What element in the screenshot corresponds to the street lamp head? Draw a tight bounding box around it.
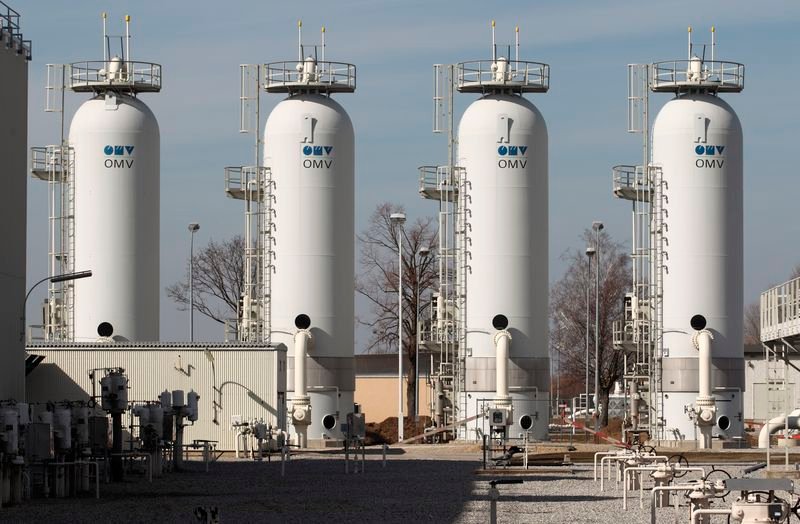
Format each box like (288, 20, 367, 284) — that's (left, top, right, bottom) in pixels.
(50, 270, 92, 283)
(418, 247, 430, 257)
(389, 212, 406, 224)
(592, 221, 604, 231)
(585, 246, 596, 257)
(188, 223, 200, 232)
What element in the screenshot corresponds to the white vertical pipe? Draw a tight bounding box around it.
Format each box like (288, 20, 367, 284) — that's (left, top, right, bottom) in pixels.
(494, 331, 511, 403)
(294, 330, 310, 398)
(515, 25, 519, 63)
(687, 26, 692, 59)
(696, 331, 712, 399)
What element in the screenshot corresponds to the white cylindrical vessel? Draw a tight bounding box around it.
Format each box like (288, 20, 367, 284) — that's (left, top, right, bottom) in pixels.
(459, 93, 550, 441)
(266, 94, 355, 443)
(654, 93, 743, 440)
(70, 94, 160, 342)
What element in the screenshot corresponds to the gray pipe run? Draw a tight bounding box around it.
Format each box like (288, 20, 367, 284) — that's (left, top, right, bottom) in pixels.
(758, 409, 800, 448)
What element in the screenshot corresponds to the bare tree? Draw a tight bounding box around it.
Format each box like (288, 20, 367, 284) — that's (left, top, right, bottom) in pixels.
(166, 236, 245, 325)
(550, 229, 630, 427)
(743, 301, 761, 346)
(356, 202, 438, 417)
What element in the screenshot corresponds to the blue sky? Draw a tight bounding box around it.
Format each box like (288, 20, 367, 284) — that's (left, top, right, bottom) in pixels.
(19, 0, 800, 345)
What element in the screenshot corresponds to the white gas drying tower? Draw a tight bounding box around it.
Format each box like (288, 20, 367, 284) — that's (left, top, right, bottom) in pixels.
(267, 24, 355, 446)
(653, 28, 745, 444)
(457, 24, 551, 441)
(225, 23, 356, 446)
(612, 28, 745, 445)
(31, 14, 162, 342)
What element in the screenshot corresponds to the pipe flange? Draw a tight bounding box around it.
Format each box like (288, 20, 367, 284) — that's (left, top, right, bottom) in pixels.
(692, 329, 714, 350)
(494, 330, 512, 345)
(695, 396, 715, 408)
(292, 397, 310, 407)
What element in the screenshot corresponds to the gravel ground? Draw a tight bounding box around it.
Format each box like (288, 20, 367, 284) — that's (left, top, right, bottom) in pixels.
(0, 445, 768, 523)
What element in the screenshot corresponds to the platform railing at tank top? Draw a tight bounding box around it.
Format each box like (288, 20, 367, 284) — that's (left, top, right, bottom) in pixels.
(455, 60, 549, 91)
(262, 61, 356, 91)
(67, 61, 162, 91)
(649, 60, 744, 92)
(0, 1, 31, 59)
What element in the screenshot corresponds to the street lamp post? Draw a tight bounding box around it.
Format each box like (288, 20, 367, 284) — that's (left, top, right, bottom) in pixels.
(585, 246, 595, 424)
(415, 247, 430, 422)
(592, 221, 604, 432)
(21, 270, 92, 342)
(188, 223, 200, 342)
(390, 212, 406, 442)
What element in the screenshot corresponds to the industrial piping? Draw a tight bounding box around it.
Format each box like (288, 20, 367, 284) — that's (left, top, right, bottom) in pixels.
(692, 322, 715, 449)
(494, 330, 512, 406)
(758, 409, 800, 448)
(291, 314, 313, 448)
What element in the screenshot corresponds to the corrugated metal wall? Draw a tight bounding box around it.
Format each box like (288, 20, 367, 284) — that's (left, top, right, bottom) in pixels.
(26, 347, 286, 450)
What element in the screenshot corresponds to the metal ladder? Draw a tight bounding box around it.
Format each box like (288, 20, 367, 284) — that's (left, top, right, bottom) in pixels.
(649, 164, 666, 439)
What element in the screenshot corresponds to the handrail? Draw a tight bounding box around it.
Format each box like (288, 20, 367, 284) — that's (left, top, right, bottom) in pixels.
(263, 60, 356, 92)
(761, 275, 800, 342)
(650, 60, 744, 92)
(456, 60, 549, 93)
(68, 61, 162, 92)
(0, 0, 31, 60)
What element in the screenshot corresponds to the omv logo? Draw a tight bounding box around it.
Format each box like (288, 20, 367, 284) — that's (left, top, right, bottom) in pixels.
(497, 144, 529, 169)
(103, 145, 135, 168)
(694, 145, 724, 156)
(104, 145, 135, 156)
(497, 145, 528, 156)
(302, 145, 334, 156)
(301, 145, 334, 169)
(694, 144, 726, 169)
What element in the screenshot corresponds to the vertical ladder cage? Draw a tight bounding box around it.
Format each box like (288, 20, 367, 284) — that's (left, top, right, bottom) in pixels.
(30, 64, 75, 342)
(612, 64, 666, 442)
(223, 64, 273, 344)
(418, 63, 469, 438)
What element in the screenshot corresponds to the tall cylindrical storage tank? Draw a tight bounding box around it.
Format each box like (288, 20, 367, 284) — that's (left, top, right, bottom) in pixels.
(264, 57, 356, 445)
(653, 63, 744, 440)
(458, 59, 551, 441)
(71, 93, 160, 341)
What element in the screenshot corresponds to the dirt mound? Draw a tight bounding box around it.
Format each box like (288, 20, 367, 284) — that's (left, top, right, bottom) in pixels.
(365, 416, 432, 446)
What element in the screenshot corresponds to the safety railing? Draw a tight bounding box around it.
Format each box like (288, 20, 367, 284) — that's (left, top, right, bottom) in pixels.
(68, 61, 162, 92)
(456, 60, 549, 93)
(650, 60, 744, 92)
(761, 276, 800, 343)
(612, 164, 651, 202)
(263, 61, 356, 92)
(0, 1, 31, 59)
(418, 165, 463, 201)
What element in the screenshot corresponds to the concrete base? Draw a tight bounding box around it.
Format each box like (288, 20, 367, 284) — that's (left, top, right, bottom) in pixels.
(766, 465, 800, 479)
(306, 438, 343, 449)
(653, 440, 699, 451)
